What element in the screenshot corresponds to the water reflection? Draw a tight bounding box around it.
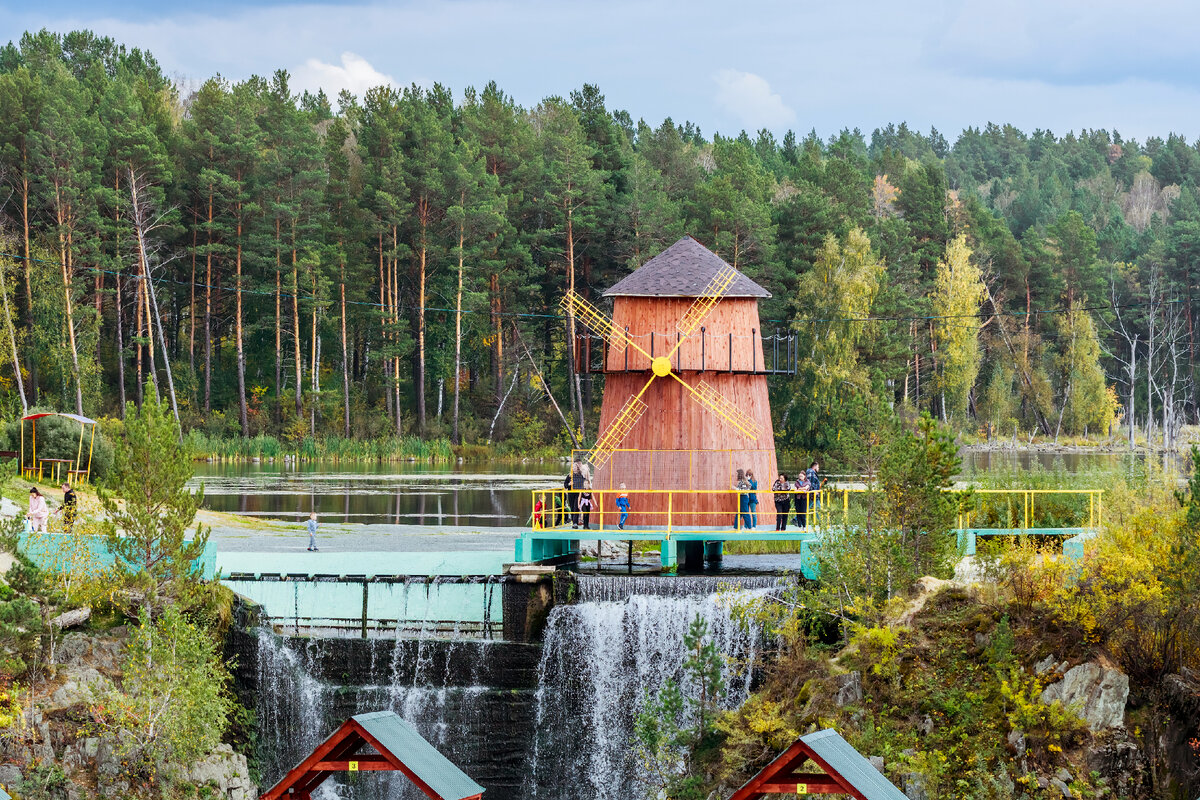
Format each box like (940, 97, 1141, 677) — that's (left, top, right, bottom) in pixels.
(191, 461, 563, 526)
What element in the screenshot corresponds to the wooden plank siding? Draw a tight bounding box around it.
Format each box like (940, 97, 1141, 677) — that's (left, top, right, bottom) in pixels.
(572, 286, 784, 526)
(604, 297, 770, 373)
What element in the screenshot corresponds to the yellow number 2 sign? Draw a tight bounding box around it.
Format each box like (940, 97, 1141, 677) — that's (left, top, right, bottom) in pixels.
(795, 785, 807, 795)
(348, 761, 359, 772)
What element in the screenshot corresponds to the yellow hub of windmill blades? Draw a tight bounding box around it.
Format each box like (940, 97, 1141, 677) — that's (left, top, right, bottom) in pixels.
(652, 356, 673, 377)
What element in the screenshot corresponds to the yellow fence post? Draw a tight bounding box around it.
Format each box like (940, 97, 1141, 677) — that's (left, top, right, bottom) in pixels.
(843, 489, 849, 529)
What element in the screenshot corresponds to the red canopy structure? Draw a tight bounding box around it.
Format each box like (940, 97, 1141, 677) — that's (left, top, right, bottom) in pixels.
(729, 729, 906, 799)
(19, 412, 99, 483)
(262, 711, 484, 800)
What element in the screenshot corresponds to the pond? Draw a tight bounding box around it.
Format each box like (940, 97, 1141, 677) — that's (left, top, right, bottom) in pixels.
(193, 449, 1153, 528)
(192, 460, 564, 527)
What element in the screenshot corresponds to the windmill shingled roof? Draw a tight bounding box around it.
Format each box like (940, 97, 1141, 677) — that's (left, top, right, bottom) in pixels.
(603, 236, 771, 298)
(353, 711, 484, 800)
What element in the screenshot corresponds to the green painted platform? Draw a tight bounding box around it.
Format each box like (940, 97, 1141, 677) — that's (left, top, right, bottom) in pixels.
(515, 528, 821, 575)
(956, 527, 1096, 556)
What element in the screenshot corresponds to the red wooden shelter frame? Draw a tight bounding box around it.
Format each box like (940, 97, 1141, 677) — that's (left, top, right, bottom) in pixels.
(262, 711, 484, 800)
(729, 729, 906, 799)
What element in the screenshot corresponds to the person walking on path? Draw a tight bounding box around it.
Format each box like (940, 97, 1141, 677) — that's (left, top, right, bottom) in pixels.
(772, 474, 790, 531)
(305, 512, 320, 551)
(734, 469, 752, 530)
(746, 469, 759, 529)
(616, 484, 630, 530)
(27, 488, 49, 533)
(58, 482, 77, 532)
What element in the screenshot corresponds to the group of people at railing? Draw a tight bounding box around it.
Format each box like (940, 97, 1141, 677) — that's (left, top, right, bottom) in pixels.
(533, 458, 827, 532)
(767, 461, 826, 531)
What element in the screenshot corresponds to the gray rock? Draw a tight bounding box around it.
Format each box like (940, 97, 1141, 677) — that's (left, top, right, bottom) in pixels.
(1055, 768, 1073, 784)
(1035, 654, 1057, 674)
(902, 773, 927, 800)
(46, 666, 111, 711)
(918, 714, 934, 735)
(189, 744, 257, 799)
(1040, 662, 1129, 730)
(1007, 729, 1026, 757)
(835, 671, 863, 706)
(1050, 777, 1073, 798)
(1085, 736, 1145, 795)
(0, 765, 21, 786)
(974, 632, 990, 648)
(82, 737, 99, 759)
(1036, 775, 1049, 789)
(869, 756, 885, 774)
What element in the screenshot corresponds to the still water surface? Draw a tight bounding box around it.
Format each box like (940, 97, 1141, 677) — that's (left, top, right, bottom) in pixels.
(193, 450, 1151, 527)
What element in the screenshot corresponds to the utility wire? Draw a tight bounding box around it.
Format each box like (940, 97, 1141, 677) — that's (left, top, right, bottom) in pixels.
(0, 250, 1187, 326)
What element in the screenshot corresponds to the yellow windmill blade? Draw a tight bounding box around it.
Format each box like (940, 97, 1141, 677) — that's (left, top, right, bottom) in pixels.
(586, 392, 650, 471)
(561, 290, 652, 361)
(671, 264, 739, 352)
(669, 373, 760, 441)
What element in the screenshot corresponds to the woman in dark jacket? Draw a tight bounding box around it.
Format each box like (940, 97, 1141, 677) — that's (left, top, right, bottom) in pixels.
(772, 474, 790, 531)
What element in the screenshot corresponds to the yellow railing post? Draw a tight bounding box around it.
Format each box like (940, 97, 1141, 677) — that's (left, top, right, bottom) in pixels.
(843, 488, 849, 529)
(667, 492, 673, 537)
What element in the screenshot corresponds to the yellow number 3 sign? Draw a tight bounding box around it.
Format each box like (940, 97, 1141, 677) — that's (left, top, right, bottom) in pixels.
(348, 761, 359, 772)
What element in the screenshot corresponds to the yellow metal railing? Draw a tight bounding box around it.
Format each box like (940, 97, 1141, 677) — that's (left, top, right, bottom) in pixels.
(956, 488, 1104, 532)
(532, 488, 829, 535)
(530, 487, 1105, 537)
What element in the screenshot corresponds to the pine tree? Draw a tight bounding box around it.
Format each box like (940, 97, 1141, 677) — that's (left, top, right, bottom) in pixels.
(101, 389, 209, 606)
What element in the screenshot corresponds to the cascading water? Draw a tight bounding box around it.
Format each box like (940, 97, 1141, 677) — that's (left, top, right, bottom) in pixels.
(527, 576, 781, 800)
(244, 573, 784, 800)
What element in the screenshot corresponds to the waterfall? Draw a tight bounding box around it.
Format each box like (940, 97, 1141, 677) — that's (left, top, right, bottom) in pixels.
(527, 582, 777, 800)
(574, 574, 793, 602)
(246, 575, 779, 800)
(251, 630, 535, 800)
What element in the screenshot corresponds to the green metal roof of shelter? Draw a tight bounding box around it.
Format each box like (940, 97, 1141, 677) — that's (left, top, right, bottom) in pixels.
(729, 728, 906, 799)
(262, 710, 484, 800)
(0, 784, 10, 800)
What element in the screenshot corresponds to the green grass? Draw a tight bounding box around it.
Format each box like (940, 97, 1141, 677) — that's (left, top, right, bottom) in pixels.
(722, 538, 806, 554)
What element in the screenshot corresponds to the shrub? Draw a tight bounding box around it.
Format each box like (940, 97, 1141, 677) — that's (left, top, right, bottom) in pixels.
(93, 606, 232, 776)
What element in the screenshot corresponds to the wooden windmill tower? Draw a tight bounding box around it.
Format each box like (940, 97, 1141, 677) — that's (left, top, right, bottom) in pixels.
(565, 236, 780, 527)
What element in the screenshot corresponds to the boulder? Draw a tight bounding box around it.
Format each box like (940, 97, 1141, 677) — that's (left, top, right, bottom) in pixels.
(1085, 734, 1146, 796)
(0, 764, 21, 787)
(46, 666, 111, 711)
(1040, 662, 1129, 731)
(869, 756, 885, 774)
(190, 743, 258, 799)
(1049, 777, 1073, 798)
(835, 671, 863, 706)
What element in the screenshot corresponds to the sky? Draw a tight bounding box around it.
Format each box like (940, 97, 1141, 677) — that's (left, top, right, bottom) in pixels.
(4, 0, 1200, 143)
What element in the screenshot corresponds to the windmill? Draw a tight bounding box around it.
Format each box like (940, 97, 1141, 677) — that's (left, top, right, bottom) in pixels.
(563, 261, 762, 471)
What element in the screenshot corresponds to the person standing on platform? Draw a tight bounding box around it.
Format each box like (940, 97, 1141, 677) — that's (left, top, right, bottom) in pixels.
(616, 484, 630, 530)
(746, 469, 759, 528)
(27, 488, 49, 533)
(569, 460, 586, 529)
(305, 512, 320, 551)
(734, 469, 752, 530)
(579, 482, 594, 530)
(793, 473, 808, 528)
(58, 482, 77, 532)
(772, 474, 790, 531)
(806, 460, 826, 526)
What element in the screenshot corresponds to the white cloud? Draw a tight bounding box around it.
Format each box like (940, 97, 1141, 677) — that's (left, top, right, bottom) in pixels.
(712, 69, 795, 130)
(291, 51, 395, 98)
